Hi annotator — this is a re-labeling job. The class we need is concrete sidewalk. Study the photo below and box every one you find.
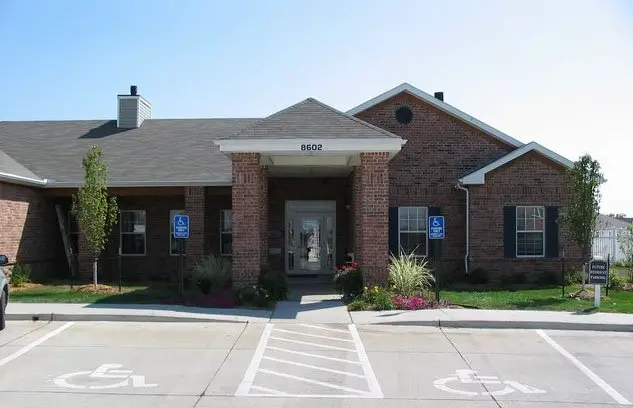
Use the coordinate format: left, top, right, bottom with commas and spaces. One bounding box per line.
6, 302, 633, 331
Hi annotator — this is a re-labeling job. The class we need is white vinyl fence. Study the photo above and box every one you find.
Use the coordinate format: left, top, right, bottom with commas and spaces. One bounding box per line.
592, 228, 626, 263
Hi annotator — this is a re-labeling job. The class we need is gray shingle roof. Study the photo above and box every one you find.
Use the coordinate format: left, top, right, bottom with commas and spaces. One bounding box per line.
0, 119, 258, 186
223, 98, 401, 140
0, 149, 44, 182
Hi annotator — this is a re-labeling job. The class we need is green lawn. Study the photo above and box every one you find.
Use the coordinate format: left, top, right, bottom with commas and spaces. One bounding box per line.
9, 283, 186, 304
441, 285, 633, 313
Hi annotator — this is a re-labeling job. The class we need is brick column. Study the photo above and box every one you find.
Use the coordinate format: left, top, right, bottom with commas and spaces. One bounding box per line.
232, 153, 262, 286
358, 152, 390, 286
185, 187, 205, 271
260, 166, 269, 269
352, 165, 363, 265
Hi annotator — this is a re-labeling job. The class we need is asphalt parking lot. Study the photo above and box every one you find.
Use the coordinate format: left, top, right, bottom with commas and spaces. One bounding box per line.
0, 320, 632, 407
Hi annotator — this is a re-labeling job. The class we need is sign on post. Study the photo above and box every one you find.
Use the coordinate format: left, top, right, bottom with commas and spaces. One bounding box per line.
173, 215, 189, 239
428, 216, 445, 240
588, 258, 608, 285
588, 258, 609, 308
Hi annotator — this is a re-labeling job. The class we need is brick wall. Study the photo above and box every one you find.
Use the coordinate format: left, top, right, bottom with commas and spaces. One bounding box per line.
0, 181, 60, 278
185, 187, 205, 271
354, 91, 575, 282
357, 152, 390, 285
96, 194, 185, 282
260, 168, 269, 268
469, 152, 583, 281
231, 153, 262, 286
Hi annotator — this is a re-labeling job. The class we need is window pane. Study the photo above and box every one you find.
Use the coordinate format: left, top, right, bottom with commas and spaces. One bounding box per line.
517, 207, 526, 218
535, 218, 544, 230
399, 232, 427, 256
221, 210, 233, 233
121, 211, 146, 233
399, 207, 427, 232
517, 218, 526, 230
517, 232, 544, 256
221, 234, 232, 255
121, 234, 145, 255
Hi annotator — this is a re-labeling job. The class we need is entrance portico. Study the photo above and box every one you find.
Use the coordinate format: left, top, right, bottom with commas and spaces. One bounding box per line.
214, 98, 406, 287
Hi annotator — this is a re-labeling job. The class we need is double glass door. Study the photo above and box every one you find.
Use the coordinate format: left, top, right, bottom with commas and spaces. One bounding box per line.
286, 211, 335, 275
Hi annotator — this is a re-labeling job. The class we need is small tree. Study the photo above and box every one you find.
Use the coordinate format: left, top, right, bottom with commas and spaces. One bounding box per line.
71, 146, 119, 287
560, 154, 603, 288
618, 224, 633, 281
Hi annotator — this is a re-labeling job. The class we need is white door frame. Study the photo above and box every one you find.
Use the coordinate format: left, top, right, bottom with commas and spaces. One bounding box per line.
285, 200, 336, 275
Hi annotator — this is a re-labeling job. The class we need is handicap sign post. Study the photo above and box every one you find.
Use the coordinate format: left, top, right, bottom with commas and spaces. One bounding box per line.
428, 216, 445, 303
173, 215, 189, 296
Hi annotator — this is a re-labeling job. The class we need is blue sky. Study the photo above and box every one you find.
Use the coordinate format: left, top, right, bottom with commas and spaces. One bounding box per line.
1, 0, 631, 214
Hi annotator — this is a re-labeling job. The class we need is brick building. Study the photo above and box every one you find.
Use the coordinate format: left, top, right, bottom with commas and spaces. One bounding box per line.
0, 83, 582, 285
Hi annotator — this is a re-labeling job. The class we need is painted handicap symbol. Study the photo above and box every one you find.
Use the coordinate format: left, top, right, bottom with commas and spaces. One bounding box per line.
434, 369, 546, 397
54, 363, 157, 390
432, 218, 441, 227
177, 218, 186, 226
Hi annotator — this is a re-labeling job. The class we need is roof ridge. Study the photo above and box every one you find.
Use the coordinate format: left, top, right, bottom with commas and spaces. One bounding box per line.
303, 97, 401, 139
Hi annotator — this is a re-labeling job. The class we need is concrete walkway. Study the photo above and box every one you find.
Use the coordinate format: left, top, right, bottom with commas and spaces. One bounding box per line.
6, 302, 633, 331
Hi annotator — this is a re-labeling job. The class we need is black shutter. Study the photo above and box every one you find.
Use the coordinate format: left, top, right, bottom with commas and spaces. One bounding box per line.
427, 207, 441, 259
503, 206, 517, 258
388, 207, 399, 257
545, 206, 559, 258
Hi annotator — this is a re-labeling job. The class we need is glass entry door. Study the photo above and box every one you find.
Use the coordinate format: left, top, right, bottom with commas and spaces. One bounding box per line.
286, 201, 335, 275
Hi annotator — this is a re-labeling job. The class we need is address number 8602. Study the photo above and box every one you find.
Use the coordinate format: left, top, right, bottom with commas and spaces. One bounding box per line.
300, 144, 323, 151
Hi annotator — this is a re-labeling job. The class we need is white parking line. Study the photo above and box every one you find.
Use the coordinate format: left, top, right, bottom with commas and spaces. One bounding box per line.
273, 328, 354, 343
258, 368, 370, 395
235, 323, 273, 396
236, 323, 383, 398
266, 346, 362, 365
0, 322, 74, 368
251, 385, 289, 396
349, 324, 383, 398
263, 356, 366, 378
268, 336, 356, 352
299, 323, 349, 334
536, 329, 632, 406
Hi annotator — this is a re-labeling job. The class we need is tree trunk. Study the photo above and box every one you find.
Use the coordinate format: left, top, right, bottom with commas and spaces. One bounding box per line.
93, 258, 98, 288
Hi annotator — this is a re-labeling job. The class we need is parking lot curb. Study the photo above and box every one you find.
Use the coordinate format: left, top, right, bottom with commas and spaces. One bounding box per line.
368, 319, 633, 332
6, 313, 266, 324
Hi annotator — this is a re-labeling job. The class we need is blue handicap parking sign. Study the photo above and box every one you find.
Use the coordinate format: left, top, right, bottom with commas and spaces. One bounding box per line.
428, 216, 445, 240
173, 215, 189, 239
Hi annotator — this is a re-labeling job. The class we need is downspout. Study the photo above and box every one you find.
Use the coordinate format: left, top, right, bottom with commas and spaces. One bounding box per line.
455, 183, 470, 275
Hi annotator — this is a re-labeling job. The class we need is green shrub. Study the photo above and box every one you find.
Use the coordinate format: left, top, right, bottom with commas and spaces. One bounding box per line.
10, 264, 31, 286
258, 268, 288, 300
608, 272, 624, 290
468, 267, 489, 284
564, 268, 583, 285
333, 263, 363, 299
194, 255, 231, 294
388, 249, 435, 296
356, 286, 394, 311
535, 270, 559, 286
499, 272, 526, 286
347, 298, 369, 311
234, 285, 271, 308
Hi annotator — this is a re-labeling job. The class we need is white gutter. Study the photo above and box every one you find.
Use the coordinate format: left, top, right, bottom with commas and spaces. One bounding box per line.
0, 172, 48, 187
455, 183, 470, 275
45, 180, 233, 188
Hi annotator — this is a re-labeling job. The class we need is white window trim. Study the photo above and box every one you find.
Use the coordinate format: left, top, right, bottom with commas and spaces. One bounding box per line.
220, 209, 232, 256
397, 206, 428, 257
169, 210, 186, 256
515, 205, 546, 258
119, 210, 147, 256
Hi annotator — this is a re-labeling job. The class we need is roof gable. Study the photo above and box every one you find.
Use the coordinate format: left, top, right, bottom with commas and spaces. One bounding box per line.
459, 142, 574, 185
0, 149, 46, 186
346, 83, 524, 148
224, 97, 401, 140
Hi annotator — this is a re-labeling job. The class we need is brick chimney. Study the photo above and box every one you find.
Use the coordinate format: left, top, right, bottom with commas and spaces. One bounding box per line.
117, 85, 152, 128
